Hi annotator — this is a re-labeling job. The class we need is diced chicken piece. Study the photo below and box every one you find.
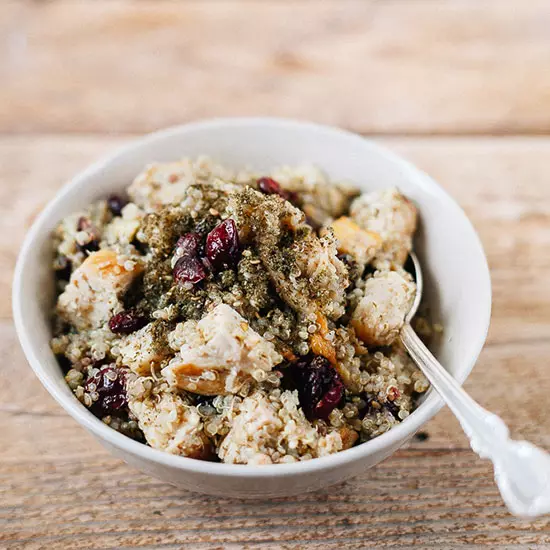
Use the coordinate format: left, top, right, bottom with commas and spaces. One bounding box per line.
127, 382, 211, 459
350, 188, 417, 266
118, 324, 170, 376
218, 392, 285, 465
128, 161, 198, 211
103, 204, 144, 245
218, 390, 343, 464
103, 218, 140, 246
328, 216, 382, 268
231, 188, 349, 320
162, 304, 282, 396
128, 157, 237, 212
294, 232, 349, 320
57, 250, 143, 330
351, 270, 416, 346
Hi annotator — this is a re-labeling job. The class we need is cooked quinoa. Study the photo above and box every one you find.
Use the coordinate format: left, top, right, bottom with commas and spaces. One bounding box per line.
51, 156, 431, 465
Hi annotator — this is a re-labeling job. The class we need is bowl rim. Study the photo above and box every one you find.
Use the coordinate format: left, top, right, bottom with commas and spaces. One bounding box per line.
12, 117, 492, 477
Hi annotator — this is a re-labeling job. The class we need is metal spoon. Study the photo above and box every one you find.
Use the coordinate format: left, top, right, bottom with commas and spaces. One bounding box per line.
402, 252, 550, 518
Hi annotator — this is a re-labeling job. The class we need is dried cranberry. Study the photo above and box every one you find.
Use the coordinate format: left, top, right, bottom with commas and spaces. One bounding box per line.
107, 194, 128, 216
257, 177, 299, 204
108, 310, 148, 334
175, 232, 203, 257
84, 365, 127, 416
205, 219, 240, 271
258, 177, 283, 196
290, 355, 344, 420
173, 254, 207, 285
172, 232, 208, 286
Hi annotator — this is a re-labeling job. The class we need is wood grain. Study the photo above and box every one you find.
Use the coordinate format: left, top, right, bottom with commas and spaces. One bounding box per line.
2, 0, 550, 135
2, 135, 550, 547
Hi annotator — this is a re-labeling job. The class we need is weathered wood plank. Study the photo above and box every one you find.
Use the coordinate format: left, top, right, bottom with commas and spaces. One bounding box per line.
1, 1, 550, 135
2, 447, 549, 548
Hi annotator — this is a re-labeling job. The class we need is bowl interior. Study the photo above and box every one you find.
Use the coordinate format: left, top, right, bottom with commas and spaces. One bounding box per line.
13, 118, 491, 473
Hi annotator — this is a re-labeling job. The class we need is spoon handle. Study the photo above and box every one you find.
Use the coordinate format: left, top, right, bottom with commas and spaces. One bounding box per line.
400, 323, 550, 518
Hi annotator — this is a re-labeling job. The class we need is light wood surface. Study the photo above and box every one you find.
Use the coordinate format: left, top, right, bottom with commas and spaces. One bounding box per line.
2, 1, 550, 548
2, 0, 550, 135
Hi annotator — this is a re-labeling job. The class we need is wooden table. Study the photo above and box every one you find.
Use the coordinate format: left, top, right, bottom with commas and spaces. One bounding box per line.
2, 1, 550, 547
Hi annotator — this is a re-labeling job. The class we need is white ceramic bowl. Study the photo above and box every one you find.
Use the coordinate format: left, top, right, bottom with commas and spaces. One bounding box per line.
13, 118, 491, 498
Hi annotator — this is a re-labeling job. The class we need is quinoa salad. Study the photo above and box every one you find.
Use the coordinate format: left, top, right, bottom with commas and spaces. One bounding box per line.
51, 157, 431, 465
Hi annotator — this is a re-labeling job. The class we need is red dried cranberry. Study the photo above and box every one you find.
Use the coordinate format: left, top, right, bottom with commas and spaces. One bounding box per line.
172, 232, 207, 286
290, 355, 344, 420
84, 365, 127, 416
108, 310, 148, 334
257, 177, 298, 204
314, 377, 345, 420
175, 232, 203, 256
258, 177, 283, 195
205, 219, 240, 271
107, 194, 128, 216
173, 254, 207, 285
